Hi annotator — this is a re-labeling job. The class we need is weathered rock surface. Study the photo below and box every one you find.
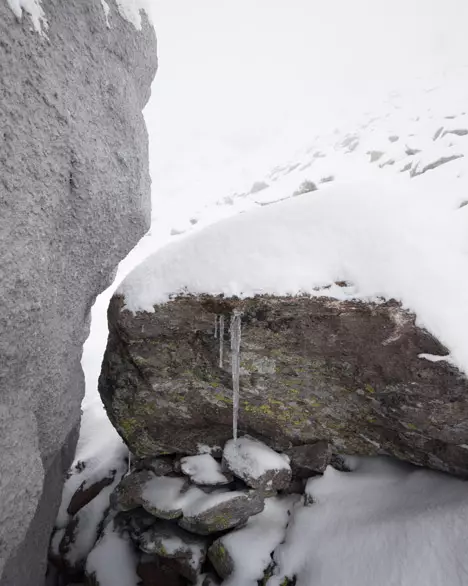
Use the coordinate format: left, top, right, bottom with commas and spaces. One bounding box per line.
100, 295, 468, 476
138, 522, 207, 582
285, 441, 332, 478
0, 1, 157, 584
178, 490, 264, 535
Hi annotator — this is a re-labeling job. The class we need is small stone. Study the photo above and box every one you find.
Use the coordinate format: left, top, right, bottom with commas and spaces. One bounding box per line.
207, 539, 235, 579
138, 522, 208, 582
134, 456, 174, 476
111, 470, 204, 521
179, 490, 264, 535
125, 508, 158, 541
223, 436, 292, 491
285, 442, 332, 478
180, 454, 232, 486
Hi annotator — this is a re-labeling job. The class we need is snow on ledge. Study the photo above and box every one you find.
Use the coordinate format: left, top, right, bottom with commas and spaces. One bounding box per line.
118, 180, 468, 372
5, 0, 151, 33
6, 0, 48, 34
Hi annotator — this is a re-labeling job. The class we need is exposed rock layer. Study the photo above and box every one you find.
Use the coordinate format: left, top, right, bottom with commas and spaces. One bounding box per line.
100, 294, 468, 476
0, 1, 157, 584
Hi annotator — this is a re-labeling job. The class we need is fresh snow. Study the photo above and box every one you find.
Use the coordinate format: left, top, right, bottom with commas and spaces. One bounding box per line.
119, 179, 468, 373
268, 457, 468, 586
180, 454, 231, 486
222, 496, 297, 586
5, 0, 150, 33
223, 437, 290, 482
86, 522, 139, 586
6, 0, 47, 33
182, 490, 248, 518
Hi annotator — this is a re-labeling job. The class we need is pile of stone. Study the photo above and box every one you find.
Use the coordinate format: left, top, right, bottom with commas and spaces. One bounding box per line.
50, 436, 331, 586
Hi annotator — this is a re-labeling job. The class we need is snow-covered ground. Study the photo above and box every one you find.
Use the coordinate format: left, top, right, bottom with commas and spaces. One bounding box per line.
56, 1, 468, 583
268, 457, 468, 586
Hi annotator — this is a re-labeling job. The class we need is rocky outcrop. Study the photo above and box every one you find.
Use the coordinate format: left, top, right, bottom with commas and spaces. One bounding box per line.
0, 1, 157, 584
100, 294, 468, 477
82, 437, 299, 585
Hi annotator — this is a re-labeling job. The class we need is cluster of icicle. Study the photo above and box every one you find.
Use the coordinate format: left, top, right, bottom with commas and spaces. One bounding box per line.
214, 311, 242, 441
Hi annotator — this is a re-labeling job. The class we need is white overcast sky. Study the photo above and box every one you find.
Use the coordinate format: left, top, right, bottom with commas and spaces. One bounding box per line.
143, 0, 468, 212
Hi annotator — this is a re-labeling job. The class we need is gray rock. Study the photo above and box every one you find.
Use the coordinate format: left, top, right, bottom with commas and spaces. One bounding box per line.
111, 471, 195, 520
138, 522, 207, 582
133, 456, 175, 477
285, 441, 332, 478
178, 490, 264, 535
207, 539, 235, 579
0, 1, 157, 584
100, 296, 468, 478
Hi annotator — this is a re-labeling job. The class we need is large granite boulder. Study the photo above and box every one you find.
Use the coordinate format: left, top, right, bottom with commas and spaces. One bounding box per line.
0, 2, 157, 585
100, 294, 468, 477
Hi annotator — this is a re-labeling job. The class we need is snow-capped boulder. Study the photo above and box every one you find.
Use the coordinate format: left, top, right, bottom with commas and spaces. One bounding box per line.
100, 292, 468, 477
0, 1, 157, 584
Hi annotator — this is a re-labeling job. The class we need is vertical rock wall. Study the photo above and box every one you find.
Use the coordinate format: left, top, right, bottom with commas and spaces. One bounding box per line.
0, 1, 157, 584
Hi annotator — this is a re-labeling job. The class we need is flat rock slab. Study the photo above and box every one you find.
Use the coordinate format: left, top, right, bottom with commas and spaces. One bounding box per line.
179, 490, 264, 535
100, 295, 468, 477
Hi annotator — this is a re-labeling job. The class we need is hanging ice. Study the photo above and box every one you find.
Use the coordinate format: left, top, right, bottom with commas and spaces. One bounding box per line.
219, 315, 225, 368
230, 309, 242, 441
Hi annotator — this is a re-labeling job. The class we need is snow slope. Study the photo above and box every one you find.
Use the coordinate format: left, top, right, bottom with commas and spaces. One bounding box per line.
268, 457, 468, 586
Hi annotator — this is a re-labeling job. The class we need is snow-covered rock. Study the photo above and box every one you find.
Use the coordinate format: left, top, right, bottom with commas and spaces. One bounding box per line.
208, 496, 297, 585
223, 436, 292, 492
138, 522, 207, 582
0, 1, 157, 585
180, 454, 233, 486
179, 490, 265, 535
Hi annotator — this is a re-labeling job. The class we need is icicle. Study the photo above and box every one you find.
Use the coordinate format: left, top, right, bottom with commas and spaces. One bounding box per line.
219, 315, 225, 368
127, 448, 132, 476
214, 315, 218, 339
230, 309, 242, 441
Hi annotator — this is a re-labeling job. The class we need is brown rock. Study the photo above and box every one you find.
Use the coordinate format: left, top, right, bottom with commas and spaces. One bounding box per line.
99, 295, 468, 477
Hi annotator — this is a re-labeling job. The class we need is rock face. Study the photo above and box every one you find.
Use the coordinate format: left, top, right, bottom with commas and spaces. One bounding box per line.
100, 295, 468, 477
0, 2, 157, 585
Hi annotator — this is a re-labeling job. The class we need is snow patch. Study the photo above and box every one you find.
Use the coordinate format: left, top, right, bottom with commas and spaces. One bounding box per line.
100, 0, 111, 27
180, 454, 231, 486
6, 0, 47, 34
223, 437, 290, 482
222, 496, 297, 586
114, 0, 150, 30
86, 522, 139, 586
